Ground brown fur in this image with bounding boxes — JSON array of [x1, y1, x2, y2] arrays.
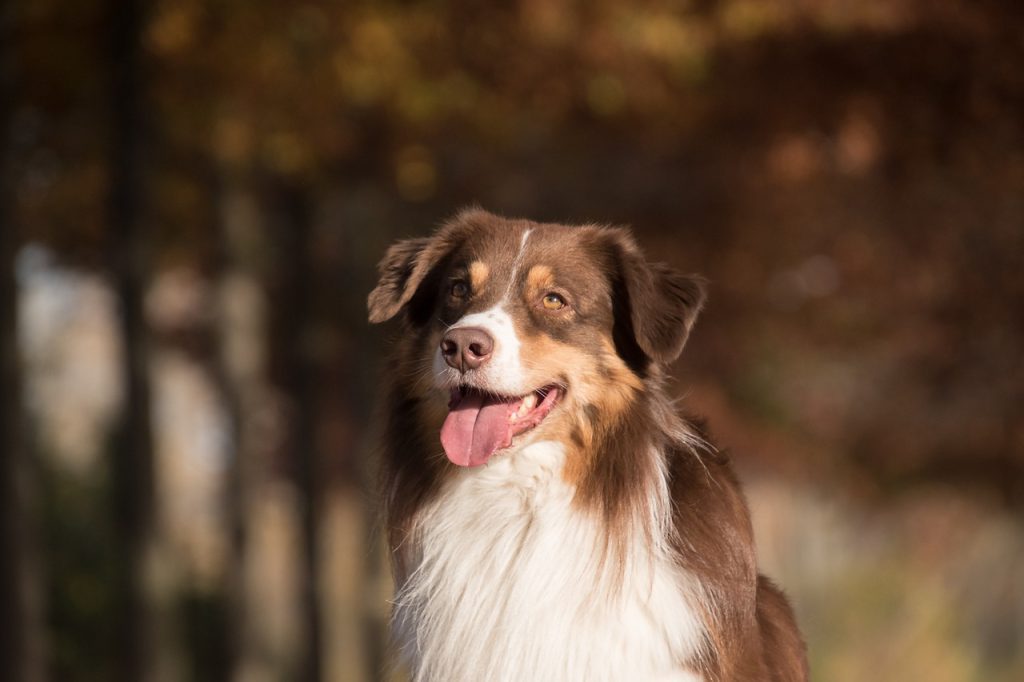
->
[[369, 208, 808, 680]]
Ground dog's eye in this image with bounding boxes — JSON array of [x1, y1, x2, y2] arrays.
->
[[450, 280, 469, 299], [542, 292, 565, 310]]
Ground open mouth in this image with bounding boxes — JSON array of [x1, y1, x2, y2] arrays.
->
[[440, 385, 563, 467]]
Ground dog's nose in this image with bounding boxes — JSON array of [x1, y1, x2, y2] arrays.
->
[[440, 327, 494, 372]]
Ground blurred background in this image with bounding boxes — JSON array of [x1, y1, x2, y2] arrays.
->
[[1, 0, 1022, 680]]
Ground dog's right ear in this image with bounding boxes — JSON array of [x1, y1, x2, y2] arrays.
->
[[367, 237, 433, 324], [368, 214, 479, 324], [367, 208, 500, 324]]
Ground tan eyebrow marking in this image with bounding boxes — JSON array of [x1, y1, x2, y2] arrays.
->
[[469, 261, 490, 290], [527, 264, 554, 291]]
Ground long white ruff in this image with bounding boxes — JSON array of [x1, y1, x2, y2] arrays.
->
[[391, 440, 708, 682]]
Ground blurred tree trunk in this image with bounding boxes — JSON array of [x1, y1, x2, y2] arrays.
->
[[272, 183, 323, 682], [107, 0, 158, 679], [0, 5, 45, 680], [211, 172, 255, 682], [215, 178, 247, 682]]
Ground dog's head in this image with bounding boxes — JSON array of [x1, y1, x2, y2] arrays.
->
[[369, 208, 706, 468]]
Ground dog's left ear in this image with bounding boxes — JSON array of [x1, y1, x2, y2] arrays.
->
[[603, 228, 707, 367]]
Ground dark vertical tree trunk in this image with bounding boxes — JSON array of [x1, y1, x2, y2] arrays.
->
[[0, 184, 32, 682], [273, 183, 323, 682], [0, 4, 23, 676], [0, 149, 27, 682], [0, 5, 44, 681], [107, 0, 156, 679], [210, 170, 248, 682]]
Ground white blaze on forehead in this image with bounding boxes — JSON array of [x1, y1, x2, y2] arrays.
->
[[501, 228, 533, 302], [433, 304, 527, 394]]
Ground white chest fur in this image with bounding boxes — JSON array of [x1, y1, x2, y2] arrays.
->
[[393, 441, 707, 682]]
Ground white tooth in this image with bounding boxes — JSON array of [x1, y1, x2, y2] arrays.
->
[[522, 394, 537, 411]]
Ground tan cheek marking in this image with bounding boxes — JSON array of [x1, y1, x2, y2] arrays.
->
[[513, 334, 615, 484], [565, 338, 644, 487], [469, 261, 489, 291], [518, 334, 577, 391], [526, 264, 554, 293], [516, 332, 645, 488]]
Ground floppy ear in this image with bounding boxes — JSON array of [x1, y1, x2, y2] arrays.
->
[[368, 216, 477, 324], [604, 228, 707, 368], [367, 237, 432, 324]]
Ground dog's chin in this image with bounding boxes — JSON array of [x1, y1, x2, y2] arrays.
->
[[436, 384, 563, 467]]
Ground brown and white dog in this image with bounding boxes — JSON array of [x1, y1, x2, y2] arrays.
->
[[368, 208, 808, 682]]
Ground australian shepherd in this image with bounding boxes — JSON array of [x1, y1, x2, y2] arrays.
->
[[368, 208, 808, 681]]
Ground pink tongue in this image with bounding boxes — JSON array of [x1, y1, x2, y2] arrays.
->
[[440, 391, 515, 467]]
